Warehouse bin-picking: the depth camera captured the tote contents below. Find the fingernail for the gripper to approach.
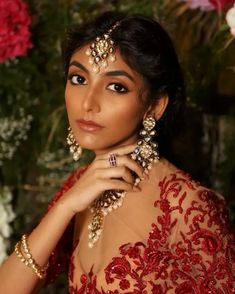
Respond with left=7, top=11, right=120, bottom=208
left=142, top=173, right=148, bottom=180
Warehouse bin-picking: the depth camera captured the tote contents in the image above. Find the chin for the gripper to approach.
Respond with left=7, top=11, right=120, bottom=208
left=79, top=138, right=122, bottom=154
left=78, top=139, right=108, bottom=152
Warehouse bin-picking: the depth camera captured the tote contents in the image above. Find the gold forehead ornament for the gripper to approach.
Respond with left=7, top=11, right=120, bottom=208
left=85, top=22, right=120, bottom=73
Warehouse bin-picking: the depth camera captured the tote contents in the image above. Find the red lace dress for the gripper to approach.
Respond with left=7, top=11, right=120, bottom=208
left=45, top=159, right=235, bottom=293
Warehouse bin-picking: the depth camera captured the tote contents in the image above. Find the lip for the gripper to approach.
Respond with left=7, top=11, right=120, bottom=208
left=76, top=119, right=104, bottom=132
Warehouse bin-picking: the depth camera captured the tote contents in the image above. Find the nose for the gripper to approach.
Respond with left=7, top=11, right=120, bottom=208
left=81, top=87, right=101, bottom=113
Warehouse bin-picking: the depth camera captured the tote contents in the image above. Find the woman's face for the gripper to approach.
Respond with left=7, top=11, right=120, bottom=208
left=65, top=45, right=148, bottom=155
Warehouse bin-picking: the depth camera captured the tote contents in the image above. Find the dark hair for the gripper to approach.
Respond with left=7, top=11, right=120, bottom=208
left=62, top=11, right=186, bottom=158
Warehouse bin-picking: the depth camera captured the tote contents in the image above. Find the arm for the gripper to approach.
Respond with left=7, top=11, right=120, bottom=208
left=0, top=195, right=75, bottom=294
left=0, top=144, right=144, bottom=294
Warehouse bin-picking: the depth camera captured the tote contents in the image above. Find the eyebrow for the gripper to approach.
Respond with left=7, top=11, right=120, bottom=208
left=69, top=61, right=89, bottom=73
left=105, top=70, right=134, bottom=82
left=69, top=61, right=134, bottom=82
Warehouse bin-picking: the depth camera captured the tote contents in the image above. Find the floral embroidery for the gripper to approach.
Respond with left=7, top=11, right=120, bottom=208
left=46, top=167, right=235, bottom=293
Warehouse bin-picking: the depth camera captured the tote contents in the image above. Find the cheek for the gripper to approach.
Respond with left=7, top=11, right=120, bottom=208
left=126, top=97, right=145, bottom=119
left=64, top=85, right=79, bottom=116
left=110, top=101, right=144, bottom=128
left=65, top=83, right=75, bottom=105
left=64, top=84, right=71, bottom=107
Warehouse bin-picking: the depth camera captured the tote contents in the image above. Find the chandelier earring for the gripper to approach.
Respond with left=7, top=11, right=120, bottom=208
left=66, top=126, right=82, bottom=161
left=87, top=117, right=159, bottom=249
left=131, top=115, right=160, bottom=172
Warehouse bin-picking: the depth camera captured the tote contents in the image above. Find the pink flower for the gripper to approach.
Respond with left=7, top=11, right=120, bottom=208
left=0, top=0, right=33, bottom=63
left=178, top=0, right=215, bottom=11
left=226, top=4, right=235, bottom=36
left=189, top=0, right=215, bottom=11
left=178, top=0, right=234, bottom=11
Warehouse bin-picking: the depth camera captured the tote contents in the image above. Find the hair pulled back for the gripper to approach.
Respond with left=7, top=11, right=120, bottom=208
left=62, top=11, right=186, bottom=157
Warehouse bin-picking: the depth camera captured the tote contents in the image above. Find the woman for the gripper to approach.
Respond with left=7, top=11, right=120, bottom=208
left=0, top=11, right=234, bottom=294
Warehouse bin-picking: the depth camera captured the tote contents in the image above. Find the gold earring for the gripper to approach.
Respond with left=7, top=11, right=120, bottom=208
left=66, top=126, right=82, bottom=161
left=131, top=116, right=159, bottom=170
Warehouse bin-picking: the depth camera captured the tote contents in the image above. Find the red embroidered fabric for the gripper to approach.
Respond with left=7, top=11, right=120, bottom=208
left=45, top=165, right=235, bottom=293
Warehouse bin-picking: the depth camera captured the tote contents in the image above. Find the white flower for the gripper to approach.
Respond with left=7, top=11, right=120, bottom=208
left=0, top=203, right=12, bottom=238
left=0, top=235, right=7, bottom=265
left=0, top=111, right=33, bottom=164
left=226, top=4, right=235, bottom=36
left=1, top=186, right=12, bottom=203
left=0, top=186, right=15, bottom=264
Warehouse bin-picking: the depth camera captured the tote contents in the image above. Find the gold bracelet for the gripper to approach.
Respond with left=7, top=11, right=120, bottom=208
left=14, top=234, right=49, bottom=279
left=21, top=235, right=49, bottom=274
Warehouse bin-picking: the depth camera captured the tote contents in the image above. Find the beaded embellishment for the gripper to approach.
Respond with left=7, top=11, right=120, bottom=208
left=88, top=116, right=159, bottom=248
left=88, top=190, right=126, bottom=248
left=85, top=22, right=120, bottom=73
left=131, top=116, right=159, bottom=169
left=67, top=126, right=82, bottom=161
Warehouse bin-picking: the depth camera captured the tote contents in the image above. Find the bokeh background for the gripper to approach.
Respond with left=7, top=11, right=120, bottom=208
left=1, top=0, right=235, bottom=292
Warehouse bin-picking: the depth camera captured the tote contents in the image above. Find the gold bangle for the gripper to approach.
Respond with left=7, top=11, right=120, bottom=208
left=21, top=235, right=49, bottom=273
left=14, top=235, right=49, bottom=279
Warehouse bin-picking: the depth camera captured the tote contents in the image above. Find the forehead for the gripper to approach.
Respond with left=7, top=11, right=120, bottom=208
left=69, top=45, right=142, bottom=80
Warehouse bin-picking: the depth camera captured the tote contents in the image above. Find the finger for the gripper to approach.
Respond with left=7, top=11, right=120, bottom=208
left=92, top=154, right=145, bottom=180
left=103, top=179, right=141, bottom=192
left=96, top=143, right=137, bottom=160
left=98, top=167, right=134, bottom=184
left=116, top=156, right=144, bottom=180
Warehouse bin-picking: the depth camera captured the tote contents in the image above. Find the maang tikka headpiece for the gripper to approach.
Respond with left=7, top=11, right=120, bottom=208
left=85, top=21, right=120, bottom=73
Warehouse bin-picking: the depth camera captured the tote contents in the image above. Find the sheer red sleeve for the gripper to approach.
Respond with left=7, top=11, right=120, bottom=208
left=154, top=172, right=235, bottom=292
left=104, top=171, right=235, bottom=293
left=45, top=166, right=88, bottom=284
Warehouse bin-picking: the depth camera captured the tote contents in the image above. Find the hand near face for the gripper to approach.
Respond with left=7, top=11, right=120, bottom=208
left=59, top=144, right=146, bottom=216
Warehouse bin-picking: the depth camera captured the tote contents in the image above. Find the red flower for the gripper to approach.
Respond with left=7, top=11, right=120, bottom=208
left=209, top=0, right=234, bottom=10
left=0, top=0, right=33, bottom=63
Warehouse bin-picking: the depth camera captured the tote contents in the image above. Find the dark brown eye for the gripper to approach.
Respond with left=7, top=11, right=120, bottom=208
left=108, top=83, right=128, bottom=93
left=68, top=74, right=87, bottom=85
